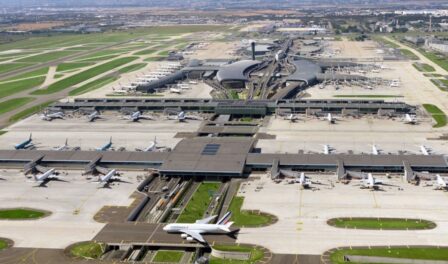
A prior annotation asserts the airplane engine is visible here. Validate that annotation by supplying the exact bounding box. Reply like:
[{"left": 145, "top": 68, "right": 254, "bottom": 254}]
[
  {"left": 181, "top": 234, "right": 188, "bottom": 239},
  {"left": 186, "top": 237, "right": 194, "bottom": 242}
]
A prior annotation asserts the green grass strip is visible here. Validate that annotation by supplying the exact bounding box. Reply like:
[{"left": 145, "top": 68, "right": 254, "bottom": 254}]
[
  {"left": 32, "top": 57, "right": 137, "bottom": 95},
  {"left": 70, "top": 242, "right": 104, "bottom": 259},
  {"left": 423, "top": 104, "right": 447, "bottom": 128},
  {"left": 327, "top": 217, "right": 436, "bottom": 230},
  {"left": 16, "top": 50, "right": 75, "bottom": 63},
  {"left": 229, "top": 196, "right": 274, "bottom": 227},
  {"left": 0, "top": 63, "right": 30, "bottom": 75},
  {"left": 333, "top": 95, "right": 403, "bottom": 98},
  {"left": 413, "top": 63, "right": 435, "bottom": 72},
  {"left": 330, "top": 247, "right": 448, "bottom": 264},
  {"left": 419, "top": 49, "right": 448, "bottom": 72},
  {"left": 0, "top": 97, "right": 35, "bottom": 115},
  {"left": 0, "top": 239, "right": 7, "bottom": 250},
  {"left": 69, "top": 76, "right": 118, "bottom": 96},
  {"left": 152, "top": 250, "right": 184, "bottom": 262},
  {"left": 134, "top": 49, "right": 157, "bottom": 56},
  {"left": 118, "top": 63, "right": 147, "bottom": 74},
  {"left": 0, "top": 76, "right": 46, "bottom": 99},
  {"left": 9, "top": 100, "right": 54, "bottom": 122},
  {"left": 210, "top": 244, "right": 265, "bottom": 264},
  {"left": 0, "top": 208, "right": 46, "bottom": 219},
  {"left": 177, "top": 182, "right": 221, "bottom": 223},
  {"left": 56, "top": 62, "right": 93, "bottom": 72}
]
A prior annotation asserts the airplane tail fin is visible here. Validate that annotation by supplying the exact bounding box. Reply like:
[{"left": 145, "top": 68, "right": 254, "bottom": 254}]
[
  {"left": 29, "top": 133, "right": 32, "bottom": 140},
  {"left": 65, "top": 138, "right": 68, "bottom": 146},
  {"left": 109, "top": 137, "right": 112, "bottom": 144},
  {"left": 218, "top": 211, "right": 232, "bottom": 225}
]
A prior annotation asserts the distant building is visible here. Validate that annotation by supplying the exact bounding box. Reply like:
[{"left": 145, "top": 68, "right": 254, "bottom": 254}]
[
  {"left": 425, "top": 38, "right": 448, "bottom": 54},
  {"left": 404, "top": 36, "right": 425, "bottom": 46}
]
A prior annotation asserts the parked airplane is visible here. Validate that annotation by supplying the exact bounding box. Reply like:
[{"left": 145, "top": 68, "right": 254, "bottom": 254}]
[
  {"left": 14, "top": 134, "right": 33, "bottom": 150},
  {"left": 163, "top": 212, "right": 235, "bottom": 243},
  {"left": 94, "top": 169, "right": 120, "bottom": 187},
  {"left": 420, "top": 145, "right": 432, "bottom": 156},
  {"left": 32, "top": 168, "right": 62, "bottom": 186},
  {"left": 323, "top": 144, "right": 334, "bottom": 155},
  {"left": 53, "top": 139, "right": 69, "bottom": 151},
  {"left": 326, "top": 113, "right": 336, "bottom": 124},
  {"left": 96, "top": 137, "right": 112, "bottom": 151},
  {"left": 435, "top": 174, "right": 448, "bottom": 190},
  {"left": 170, "top": 88, "right": 182, "bottom": 94},
  {"left": 403, "top": 114, "right": 417, "bottom": 125},
  {"left": 359, "top": 173, "right": 383, "bottom": 190},
  {"left": 41, "top": 112, "right": 64, "bottom": 121},
  {"left": 371, "top": 144, "right": 381, "bottom": 155},
  {"left": 284, "top": 114, "right": 300, "bottom": 122},
  {"left": 168, "top": 111, "right": 202, "bottom": 122},
  {"left": 295, "top": 172, "right": 312, "bottom": 188},
  {"left": 122, "top": 111, "right": 154, "bottom": 122},
  {"left": 88, "top": 111, "right": 102, "bottom": 122},
  {"left": 136, "top": 137, "right": 160, "bottom": 152}
]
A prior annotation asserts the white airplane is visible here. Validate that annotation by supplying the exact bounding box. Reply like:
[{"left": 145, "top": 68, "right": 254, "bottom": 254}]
[
  {"left": 168, "top": 111, "right": 201, "bottom": 122},
  {"left": 88, "top": 111, "right": 102, "bottom": 122},
  {"left": 92, "top": 169, "right": 121, "bottom": 188},
  {"left": 420, "top": 145, "right": 432, "bottom": 156},
  {"left": 326, "top": 113, "right": 336, "bottom": 124},
  {"left": 163, "top": 212, "right": 235, "bottom": 243},
  {"left": 122, "top": 111, "right": 154, "bottom": 122},
  {"left": 323, "top": 144, "right": 333, "bottom": 155},
  {"left": 96, "top": 137, "right": 112, "bottom": 151},
  {"left": 371, "top": 144, "right": 381, "bottom": 155},
  {"left": 359, "top": 173, "right": 383, "bottom": 190},
  {"left": 295, "top": 172, "right": 312, "bottom": 188},
  {"left": 32, "top": 168, "right": 63, "bottom": 186},
  {"left": 41, "top": 112, "right": 64, "bottom": 121},
  {"left": 403, "top": 114, "right": 417, "bottom": 125},
  {"left": 54, "top": 139, "right": 69, "bottom": 151},
  {"left": 14, "top": 134, "right": 33, "bottom": 150},
  {"left": 170, "top": 88, "right": 182, "bottom": 94},
  {"left": 434, "top": 174, "right": 448, "bottom": 190},
  {"left": 284, "top": 114, "right": 300, "bottom": 122},
  {"left": 138, "top": 137, "right": 159, "bottom": 152}
]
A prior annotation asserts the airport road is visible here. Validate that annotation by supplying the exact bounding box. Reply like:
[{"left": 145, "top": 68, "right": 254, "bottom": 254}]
[{"left": 237, "top": 174, "right": 448, "bottom": 255}]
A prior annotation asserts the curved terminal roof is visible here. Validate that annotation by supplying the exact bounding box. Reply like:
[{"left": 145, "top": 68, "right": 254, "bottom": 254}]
[
  {"left": 286, "top": 59, "right": 322, "bottom": 85},
  {"left": 216, "top": 60, "right": 261, "bottom": 83}
]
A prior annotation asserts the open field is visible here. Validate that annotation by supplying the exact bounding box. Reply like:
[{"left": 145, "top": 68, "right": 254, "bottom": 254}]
[
  {"left": 177, "top": 182, "right": 221, "bottom": 223},
  {"left": 0, "top": 63, "right": 30, "bottom": 74},
  {"left": 32, "top": 57, "right": 137, "bottom": 95},
  {"left": 69, "top": 76, "right": 118, "bottom": 96},
  {"left": 0, "top": 76, "right": 45, "bottom": 99},
  {"left": 56, "top": 62, "right": 93, "bottom": 73},
  {"left": 0, "top": 239, "right": 7, "bottom": 250},
  {"left": 8, "top": 100, "right": 54, "bottom": 122},
  {"left": 0, "top": 98, "right": 35, "bottom": 115},
  {"left": 327, "top": 217, "right": 436, "bottom": 230},
  {"left": 70, "top": 241, "right": 104, "bottom": 259},
  {"left": 16, "top": 50, "right": 75, "bottom": 63},
  {"left": 399, "top": 48, "right": 419, "bottom": 60},
  {"left": 1, "top": 67, "right": 49, "bottom": 82},
  {"left": 118, "top": 63, "right": 147, "bottom": 74},
  {"left": 0, "top": 208, "right": 47, "bottom": 220},
  {"left": 210, "top": 244, "right": 265, "bottom": 264},
  {"left": 152, "top": 250, "right": 184, "bottom": 262},
  {"left": 229, "top": 196, "right": 274, "bottom": 227},
  {"left": 413, "top": 63, "right": 436, "bottom": 72},
  {"left": 330, "top": 247, "right": 448, "bottom": 264},
  {"left": 419, "top": 50, "right": 448, "bottom": 72},
  {"left": 423, "top": 104, "right": 447, "bottom": 128}
]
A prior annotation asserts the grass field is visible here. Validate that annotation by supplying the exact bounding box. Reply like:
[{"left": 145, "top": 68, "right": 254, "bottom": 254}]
[
  {"left": 230, "top": 90, "right": 240, "bottom": 99},
  {"left": 152, "top": 250, "right": 184, "bottom": 263},
  {"left": 1, "top": 67, "right": 48, "bottom": 83},
  {"left": 229, "top": 196, "right": 274, "bottom": 227},
  {"left": 327, "top": 217, "right": 436, "bottom": 230},
  {"left": 399, "top": 48, "right": 419, "bottom": 60},
  {"left": 70, "top": 241, "right": 104, "bottom": 259},
  {"left": 0, "top": 239, "right": 7, "bottom": 250},
  {"left": 56, "top": 62, "right": 93, "bottom": 72},
  {"left": 210, "top": 244, "right": 265, "bottom": 264},
  {"left": 0, "top": 97, "right": 35, "bottom": 115},
  {"left": 330, "top": 247, "right": 448, "bottom": 264},
  {"left": 9, "top": 100, "right": 54, "bottom": 122},
  {"left": 333, "top": 95, "right": 403, "bottom": 98},
  {"left": 134, "top": 49, "right": 158, "bottom": 56},
  {"left": 32, "top": 57, "right": 136, "bottom": 95},
  {"left": 413, "top": 63, "right": 436, "bottom": 72},
  {"left": 118, "top": 63, "right": 147, "bottom": 74},
  {"left": 0, "top": 63, "right": 30, "bottom": 74},
  {"left": 144, "top": 57, "right": 164, "bottom": 62},
  {"left": 419, "top": 50, "right": 448, "bottom": 72},
  {"left": 75, "top": 55, "right": 119, "bottom": 63},
  {"left": 16, "top": 50, "right": 75, "bottom": 63},
  {"left": 423, "top": 104, "right": 447, "bottom": 128},
  {"left": 0, "top": 131, "right": 6, "bottom": 136},
  {"left": 177, "top": 182, "right": 221, "bottom": 223},
  {"left": 69, "top": 76, "right": 118, "bottom": 96},
  {"left": 0, "top": 76, "right": 45, "bottom": 99},
  {"left": 374, "top": 36, "right": 400, "bottom": 48},
  {"left": 431, "top": 79, "right": 448, "bottom": 92},
  {"left": 77, "top": 49, "right": 126, "bottom": 60},
  {"left": 0, "top": 208, "right": 46, "bottom": 219}
]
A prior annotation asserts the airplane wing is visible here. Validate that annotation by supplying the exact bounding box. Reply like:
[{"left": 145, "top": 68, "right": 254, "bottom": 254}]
[
  {"left": 195, "top": 215, "right": 217, "bottom": 224},
  {"left": 180, "top": 229, "right": 205, "bottom": 243}
]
